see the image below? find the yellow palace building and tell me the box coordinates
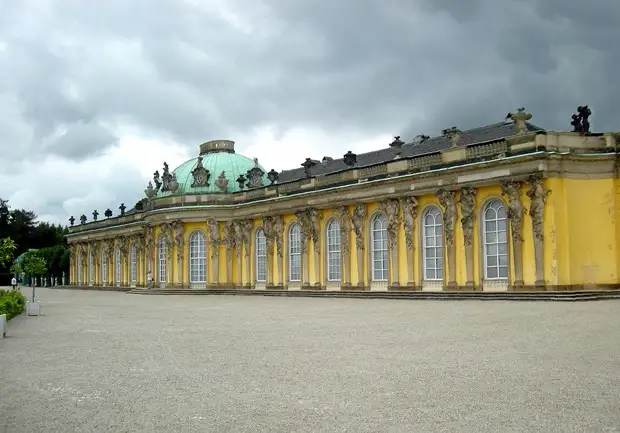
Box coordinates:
[66,107,620,292]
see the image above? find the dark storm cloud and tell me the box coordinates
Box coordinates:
[0,0,618,161]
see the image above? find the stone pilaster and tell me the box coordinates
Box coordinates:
[501,180,525,288]
[273,215,284,286]
[263,216,276,286]
[172,220,184,287]
[143,224,155,287]
[351,203,367,288]
[240,219,253,288]
[307,208,323,288]
[337,206,352,287]
[294,210,311,287]
[437,189,458,289]
[526,173,551,287]
[207,218,220,285]
[224,220,236,286]
[399,196,418,288]
[380,199,401,288]
[459,187,476,289]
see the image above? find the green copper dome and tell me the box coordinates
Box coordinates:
[156,140,269,197]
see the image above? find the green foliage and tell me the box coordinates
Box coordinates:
[0,199,69,284]
[22,251,47,278]
[10,262,22,275]
[0,237,16,267]
[0,290,26,320]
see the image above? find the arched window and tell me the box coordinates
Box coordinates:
[158,237,167,283]
[288,223,301,282]
[130,245,137,283]
[423,206,444,280]
[77,253,83,284]
[255,228,267,282]
[189,231,207,283]
[326,219,341,281]
[483,200,508,280]
[115,247,121,284]
[371,214,388,281]
[101,251,107,284]
[89,249,94,283]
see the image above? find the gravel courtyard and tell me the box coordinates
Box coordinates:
[1,288,619,433]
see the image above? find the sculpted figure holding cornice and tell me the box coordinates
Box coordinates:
[233,220,245,258]
[379,199,400,249]
[171,220,184,260]
[294,210,312,254]
[273,215,284,257]
[527,174,551,242]
[223,220,236,251]
[351,203,366,251]
[459,188,477,247]
[307,208,323,253]
[437,189,457,246]
[262,216,276,252]
[240,219,253,257]
[337,206,351,254]
[399,196,418,251]
[500,180,524,243]
[206,218,220,250]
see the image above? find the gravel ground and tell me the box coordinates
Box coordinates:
[1,287,620,433]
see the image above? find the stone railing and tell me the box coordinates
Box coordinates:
[467,141,508,159]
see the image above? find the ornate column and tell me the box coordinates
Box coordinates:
[501,181,525,288]
[233,220,244,287]
[241,219,253,288]
[207,218,220,286]
[143,224,155,287]
[459,187,476,289]
[134,236,144,287]
[294,210,311,287]
[351,203,367,288]
[526,174,551,287]
[160,223,174,286]
[224,220,236,286]
[380,199,401,288]
[79,244,88,285]
[263,216,276,286]
[120,236,129,286]
[337,206,352,287]
[274,215,284,286]
[172,220,184,287]
[308,208,323,288]
[437,189,458,289]
[399,196,418,288]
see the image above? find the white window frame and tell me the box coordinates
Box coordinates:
[189,231,207,283]
[371,214,389,281]
[326,219,341,282]
[423,206,444,281]
[288,223,301,282]
[158,237,167,283]
[483,200,509,280]
[255,229,267,283]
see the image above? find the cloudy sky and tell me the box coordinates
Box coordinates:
[0,0,618,225]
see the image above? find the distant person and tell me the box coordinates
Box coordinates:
[11,276,17,291]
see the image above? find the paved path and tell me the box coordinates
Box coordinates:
[1,288,620,433]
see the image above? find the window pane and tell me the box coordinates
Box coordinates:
[499,267,508,278]
[485,221,496,232]
[487,256,497,266]
[487,267,498,279]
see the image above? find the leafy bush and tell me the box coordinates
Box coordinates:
[0,289,26,320]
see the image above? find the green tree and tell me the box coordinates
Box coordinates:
[0,237,16,267]
[22,251,47,302]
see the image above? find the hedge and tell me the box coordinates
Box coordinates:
[0,290,26,320]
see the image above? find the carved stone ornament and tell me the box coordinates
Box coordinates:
[351,203,367,251]
[273,215,284,257]
[241,219,253,257]
[80,215,87,225]
[307,208,323,253]
[153,170,162,191]
[206,218,221,259]
[172,220,184,260]
[145,181,156,200]
[143,224,155,251]
[215,171,228,192]
[233,220,245,258]
[459,188,477,247]
[262,216,276,252]
[571,105,592,134]
[69,216,75,226]
[191,156,211,188]
[337,206,351,254]
[437,189,457,246]
[223,220,236,251]
[245,158,265,188]
[500,180,524,243]
[526,173,551,242]
[294,210,312,254]
[379,199,400,249]
[399,196,418,251]
[506,107,532,134]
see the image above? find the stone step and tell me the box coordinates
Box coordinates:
[127,288,620,301]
